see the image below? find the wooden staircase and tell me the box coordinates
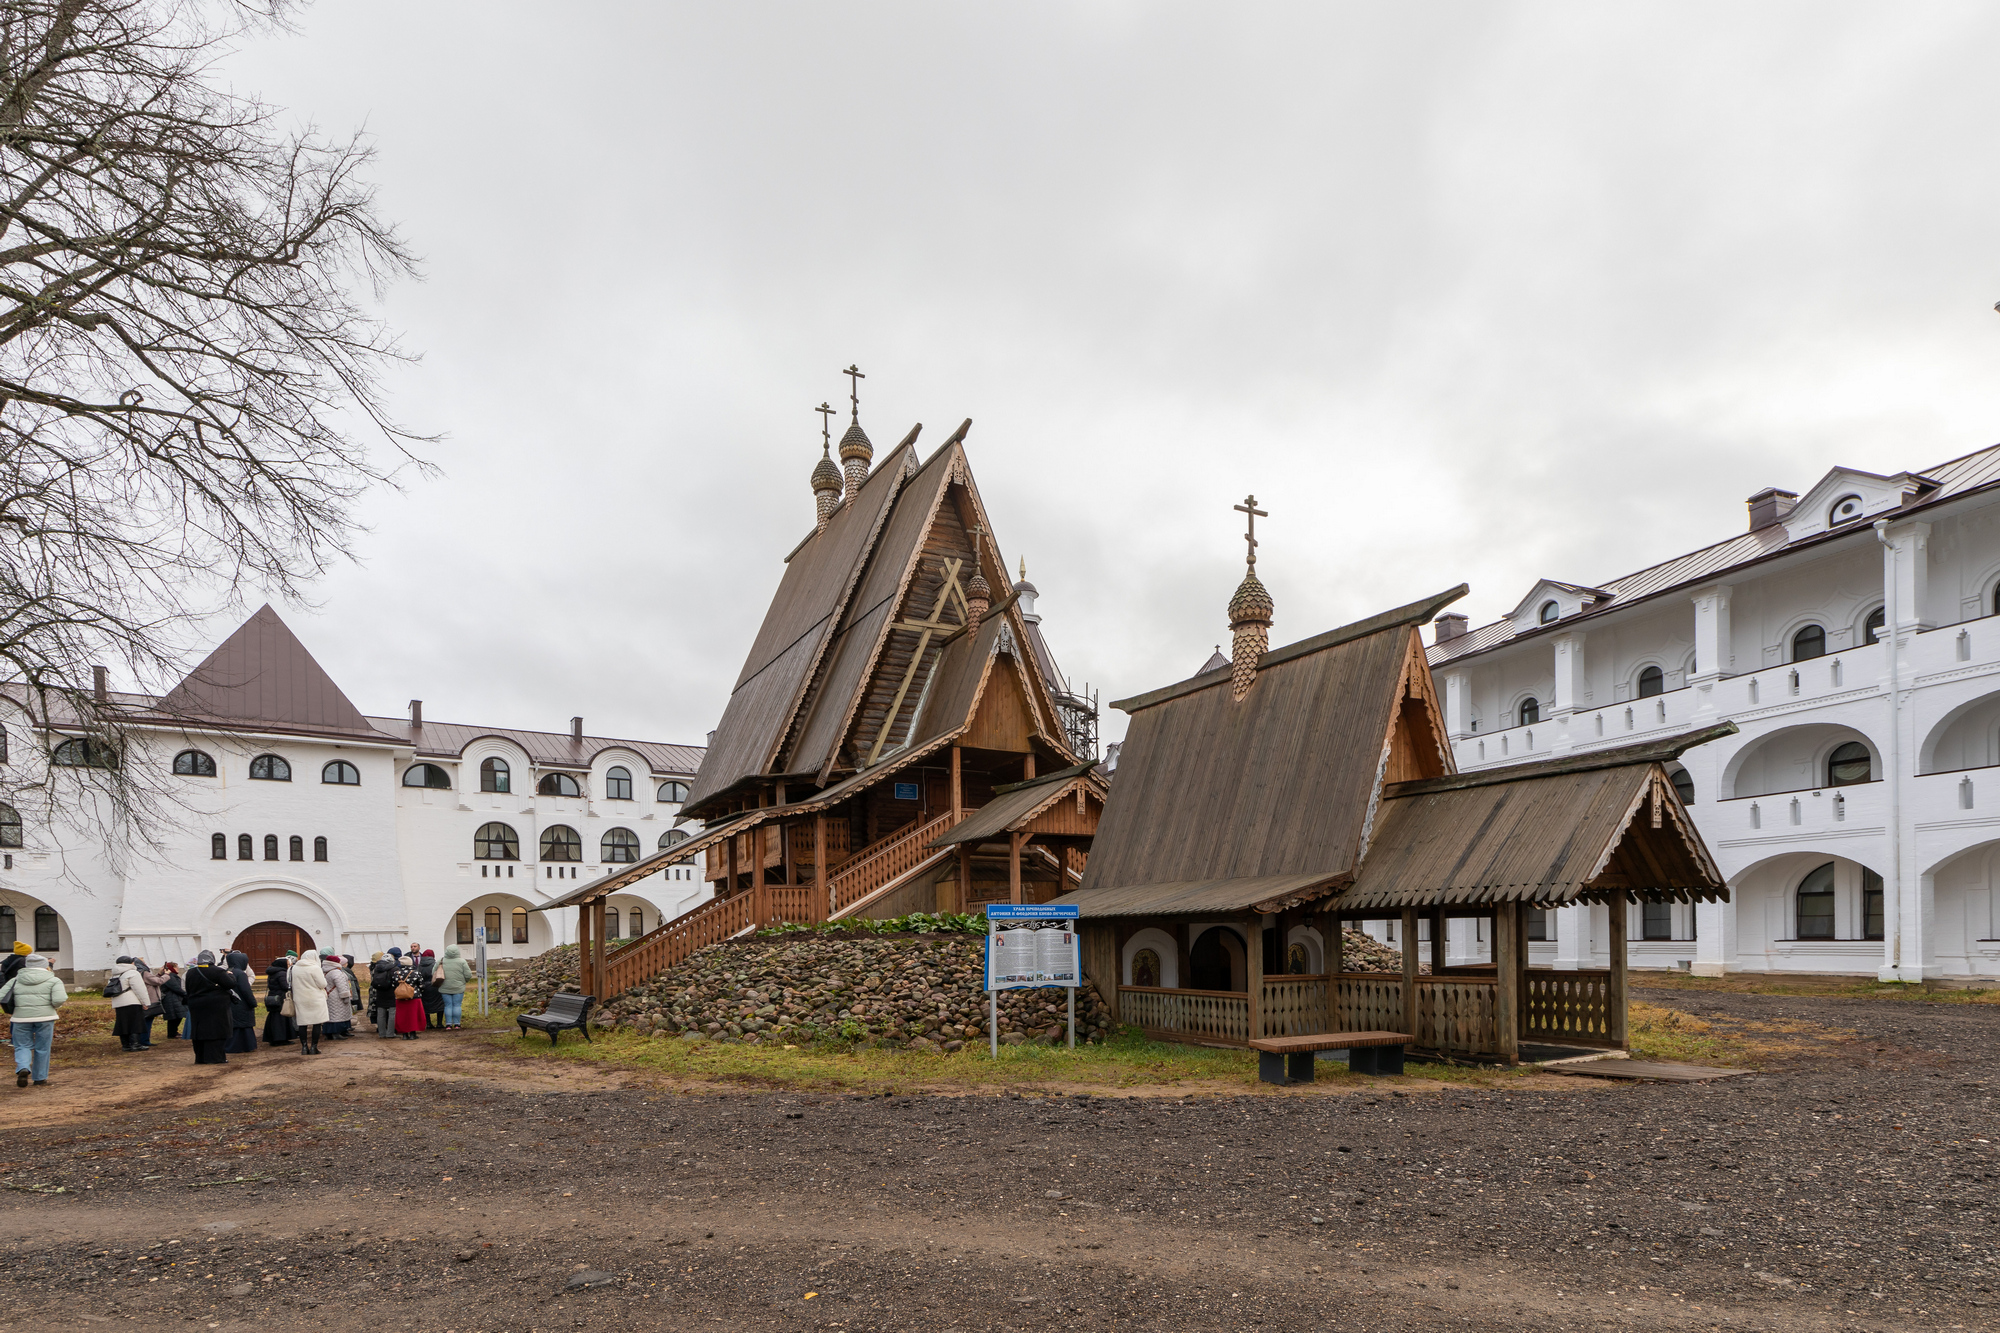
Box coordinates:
[594,810,959,994]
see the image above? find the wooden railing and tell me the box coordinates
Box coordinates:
[1259,975,1328,1037]
[828,811,956,916]
[1332,972,1407,1033]
[1525,969,1614,1046]
[1119,986,1249,1044]
[601,891,752,994]
[1419,977,1496,1054]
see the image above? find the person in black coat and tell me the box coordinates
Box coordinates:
[182,951,235,1065]
[156,962,188,1039]
[0,942,29,988]
[223,950,259,1053]
[263,954,296,1046]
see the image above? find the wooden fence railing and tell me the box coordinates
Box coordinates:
[1418,977,1497,1054]
[1524,969,1614,1046]
[1259,975,1329,1037]
[828,811,957,917]
[1119,986,1250,1044]
[601,891,752,994]
[1332,972,1407,1033]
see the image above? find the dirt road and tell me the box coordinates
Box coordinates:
[0,986,1991,1331]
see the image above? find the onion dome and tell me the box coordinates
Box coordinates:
[811,449,842,496]
[1227,567,1273,629]
[967,569,991,603]
[839,420,873,496]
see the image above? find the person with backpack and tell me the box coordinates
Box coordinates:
[0,941,29,989]
[107,955,150,1052]
[369,952,398,1038]
[0,953,66,1086]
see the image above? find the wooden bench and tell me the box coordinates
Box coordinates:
[518,992,595,1045]
[1247,1031,1413,1084]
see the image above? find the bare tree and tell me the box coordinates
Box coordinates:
[0,0,427,866]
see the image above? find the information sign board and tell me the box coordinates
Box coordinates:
[983,903,1081,1055]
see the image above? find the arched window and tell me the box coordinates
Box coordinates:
[511,905,529,944]
[173,749,217,776]
[537,772,582,798]
[474,822,520,861]
[321,760,360,785]
[1791,624,1826,662]
[601,827,640,863]
[480,758,510,793]
[1668,766,1695,806]
[237,833,252,860]
[1636,666,1664,698]
[288,835,304,861]
[1538,600,1560,625]
[1864,606,1886,645]
[455,909,473,946]
[1829,494,1864,525]
[33,905,57,952]
[211,832,226,860]
[313,836,328,862]
[1827,741,1872,787]
[659,828,691,863]
[1518,697,1539,726]
[484,906,501,941]
[248,754,291,781]
[628,907,645,937]
[658,780,690,803]
[604,907,622,940]
[51,737,115,768]
[540,824,582,862]
[1862,867,1885,940]
[605,766,633,801]
[402,762,451,789]
[0,804,17,850]
[263,834,279,860]
[1796,862,1836,939]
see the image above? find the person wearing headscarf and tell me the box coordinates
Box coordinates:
[182,951,234,1065]
[0,954,65,1085]
[222,950,259,1054]
[370,950,399,1037]
[0,940,30,989]
[420,949,444,1029]
[435,945,474,1031]
[287,949,329,1055]
[321,953,354,1039]
[108,955,150,1052]
[391,950,426,1040]
[153,961,187,1040]
[262,951,296,1047]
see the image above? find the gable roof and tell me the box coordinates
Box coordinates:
[361,716,702,776]
[1061,586,1467,916]
[154,605,392,740]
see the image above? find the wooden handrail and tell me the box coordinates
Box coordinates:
[829,811,957,914]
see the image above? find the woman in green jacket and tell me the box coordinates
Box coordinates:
[434,945,474,1030]
[0,954,67,1086]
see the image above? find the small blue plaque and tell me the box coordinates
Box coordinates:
[893,781,920,801]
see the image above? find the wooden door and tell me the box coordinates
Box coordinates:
[230,920,315,973]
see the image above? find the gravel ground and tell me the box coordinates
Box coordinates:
[0,985,1991,1331]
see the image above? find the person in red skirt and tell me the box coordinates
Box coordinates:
[391,949,427,1040]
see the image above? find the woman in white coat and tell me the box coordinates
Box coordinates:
[287,949,330,1056]
[109,955,151,1053]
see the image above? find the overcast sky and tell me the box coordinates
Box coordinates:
[198,2,2000,752]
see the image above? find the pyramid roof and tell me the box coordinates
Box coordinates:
[154,604,391,740]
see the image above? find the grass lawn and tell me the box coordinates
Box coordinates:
[470,1008,1541,1095]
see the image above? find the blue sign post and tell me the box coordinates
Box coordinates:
[984,903,1081,1057]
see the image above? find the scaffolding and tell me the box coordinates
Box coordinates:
[1054,683,1099,762]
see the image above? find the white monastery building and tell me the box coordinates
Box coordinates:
[1423,443,2000,980]
[0,606,707,980]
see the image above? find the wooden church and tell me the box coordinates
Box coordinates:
[547,379,1107,998]
[1048,505,1733,1064]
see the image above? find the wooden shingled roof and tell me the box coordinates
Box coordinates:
[684,424,1072,817]
[1343,726,1735,911]
[1056,587,1467,917]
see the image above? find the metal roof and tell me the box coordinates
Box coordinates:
[362,717,703,776]
[1047,871,1345,920]
[930,762,1104,847]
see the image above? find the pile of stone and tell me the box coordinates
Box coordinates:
[1337,926,1421,973]
[493,943,583,1010]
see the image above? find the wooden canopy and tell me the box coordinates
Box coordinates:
[930,761,1105,847]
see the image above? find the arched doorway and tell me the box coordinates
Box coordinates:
[1189,927,1246,991]
[231,921,315,973]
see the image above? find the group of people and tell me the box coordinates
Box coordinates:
[0,939,480,1084]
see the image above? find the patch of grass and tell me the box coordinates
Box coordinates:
[1627,1002,1745,1065]
[472,1011,1531,1094]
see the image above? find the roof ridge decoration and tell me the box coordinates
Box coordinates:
[1227,494,1272,702]
[156,604,388,739]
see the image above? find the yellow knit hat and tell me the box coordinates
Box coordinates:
[11,941,27,955]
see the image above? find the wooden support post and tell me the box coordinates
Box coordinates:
[576,902,593,999]
[1429,906,1446,974]
[1607,892,1629,1048]
[1324,912,1343,1031]
[726,832,739,900]
[593,902,607,998]
[752,826,768,929]
[1023,752,1035,781]
[1400,908,1420,1044]
[950,746,962,820]
[1246,914,1266,1041]
[1008,831,1025,904]
[1516,899,1532,1037]
[1494,901,1520,1064]
[812,815,827,923]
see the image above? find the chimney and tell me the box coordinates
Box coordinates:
[409,699,422,731]
[1747,487,1798,532]
[1433,613,1469,644]
[91,665,107,702]
[571,716,584,742]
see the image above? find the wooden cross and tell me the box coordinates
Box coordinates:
[844,364,865,420]
[816,401,835,450]
[1234,494,1268,566]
